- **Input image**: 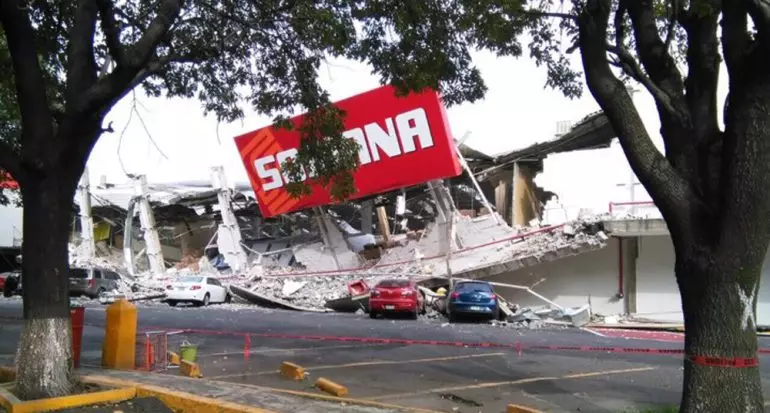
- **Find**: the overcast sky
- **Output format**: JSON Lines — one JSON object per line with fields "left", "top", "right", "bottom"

{"left": 86, "top": 49, "right": 729, "bottom": 219}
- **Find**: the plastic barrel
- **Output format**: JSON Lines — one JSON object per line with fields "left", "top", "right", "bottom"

{"left": 70, "top": 306, "right": 85, "bottom": 369}
{"left": 180, "top": 345, "right": 198, "bottom": 363}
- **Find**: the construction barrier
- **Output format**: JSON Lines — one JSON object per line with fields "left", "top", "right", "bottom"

{"left": 136, "top": 327, "right": 770, "bottom": 370}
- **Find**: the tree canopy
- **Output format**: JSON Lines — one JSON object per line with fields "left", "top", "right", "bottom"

{"left": 0, "top": 0, "right": 582, "bottom": 201}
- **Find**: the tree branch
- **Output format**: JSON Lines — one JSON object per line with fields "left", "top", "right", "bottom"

{"left": 126, "top": 0, "right": 183, "bottom": 68}
{"left": 682, "top": 2, "right": 720, "bottom": 139}
{"left": 746, "top": 0, "right": 770, "bottom": 44}
{"left": 0, "top": 0, "right": 54, "bottom": 144}
{"left": 722, "top": 2, "right": 752, "bottom": 79}
{"left": 66, "top": 0, "right": 99, "bottom": 106}
{"left": 609, "top": 2, "right": 684, "bottom": 123}
{"left": 614, "top": 2, "right": 627, "bottom": 49}
{"left": 606, "top": 45, "right": 681, "bottom": 118}
{"left": 579, "top": 0, "right": 696, "bottom": 244}
{"left": 96, "top": 0, "right": 126, "bottom": 66}
{"left": 70, "top": 0, "right": 183, "bottom": 119}
{"left": 663, "top": 0, "right": 678, "bottom": 52}
{"left": 625, "top": 0, "right": 689, "bottom": 125}
{"left": 524, "top": 10, "right": 576, "bottom": 21}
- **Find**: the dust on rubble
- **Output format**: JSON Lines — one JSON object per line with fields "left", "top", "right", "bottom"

{"left": 51, "top": 213, "right": 609, "bottom": 330}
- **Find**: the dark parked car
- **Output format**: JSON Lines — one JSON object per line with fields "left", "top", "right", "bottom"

{"left": 447, "top": 280, "right": 499, "bottom": 322}
{"left": 69, "top": 268, "right": 122, "bottom": 298}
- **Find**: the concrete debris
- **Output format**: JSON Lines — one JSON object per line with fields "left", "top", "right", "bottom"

{"left": 229, "top": 284, "right": 328, "bottom": 312}
{"left": 245, "top": 273, "right": 409, "bottom": 311}
{"left": 60, "top": 196, "right": 611, "bottom": 320}
{"left": 282, "top": 280, "right": 307, "bottom": 296}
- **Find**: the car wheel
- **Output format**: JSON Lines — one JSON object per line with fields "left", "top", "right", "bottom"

{"left": 94, "top": 287, "right": 106, "bottom": 299}
{"left": 202, "top": 293, "right": 210, "bottom": 306}
{"left": 448, "top": 312, "right": 456, "bottom": 323}
{"left": 167, "top": 300, "right": 178, "bottom": 307}
{"left": 224, "top": 294, "right": 232, "bottom": 303}
{"left": 411, "top": 309, "right": 419, "bottom": 320}
{"left": 369, "top": 310, "right": 378, "bottom": 319}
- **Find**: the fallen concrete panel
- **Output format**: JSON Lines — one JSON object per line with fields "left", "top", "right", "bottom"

{"left": 453, "top": 241, "right": 607, "bottom": 280}
{"left": 100, "top": 293, "right": 167, "bottom": 305}
{"left": 602, "top": 218, "right": 668, "bottom": 237}
{"left": 324, "top": 296, "right": 369, "bottom": 313}
{"left": 229, "top": 285, "right": 328, "bottom": 313}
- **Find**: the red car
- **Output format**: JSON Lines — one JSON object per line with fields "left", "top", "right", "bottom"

{"left": 369, "top": 278, "right": 424, "bottom": 319}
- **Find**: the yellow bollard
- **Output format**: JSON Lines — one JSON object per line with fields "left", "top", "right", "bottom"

{"left": 279, "top": 362, "right": 305, "bottom": 381}
{"left": 315, "top": 377, "right": 348, "bottom": 397}
{"left": 102, "top": 298, "right": 137, "bottom": 369}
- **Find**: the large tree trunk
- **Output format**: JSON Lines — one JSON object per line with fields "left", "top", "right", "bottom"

{"left": 15, "top": 173, "right": 77, "bottom": 399}
{"left": 677, "top": 254, "right": 764, "bottom": 413}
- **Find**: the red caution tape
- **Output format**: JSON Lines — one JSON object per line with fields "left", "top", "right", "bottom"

{"left": 688, "top": 355, "right": 759, "bottom": 368}
{"left": 136, "top": 326, "right": 770, "bottom": 363}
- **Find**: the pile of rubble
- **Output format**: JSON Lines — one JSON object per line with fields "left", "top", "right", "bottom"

{"left": 236, "top": 273, "right": 409, "bottom": 310}
{"left": 57, "top": 212, "right": 607, "bottom": 328}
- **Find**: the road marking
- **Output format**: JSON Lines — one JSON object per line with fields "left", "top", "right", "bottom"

{"left": 580, "top": 327, "right": 606, "bottom": 337}
{"left": 205, "top": 379, "right": 446, "bottom": 413}
{"left": 207, "top": 351, "right": 506, "bottom": 380}
{"left": 369, "top": 366, "right": 657, "bottom": 401}
{"left": 198, "top": 343, "right": 389, "bottom": 358}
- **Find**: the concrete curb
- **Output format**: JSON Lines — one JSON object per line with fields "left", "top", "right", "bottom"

{"left": 0, "top": 380, "right": 136, "bottom": 413}
{"left": 83, "top": 375, "right": 276, "bottom": 413}
{"left": 213, "top": 379, "right": 446, "bottom": 413}
{"left": 507, "top": 404, "right": 545, "bottom": 413}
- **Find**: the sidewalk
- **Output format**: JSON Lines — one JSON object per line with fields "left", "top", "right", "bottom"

{"left": 80, "top": 368, "right": 424, "bottom": 413}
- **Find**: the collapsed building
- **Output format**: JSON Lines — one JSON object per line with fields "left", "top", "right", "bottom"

{"left": 60, "top": 111, "right": 626, "bottom": 327}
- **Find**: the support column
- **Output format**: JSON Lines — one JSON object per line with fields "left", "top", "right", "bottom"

{"left": 211, "top": 166, "right": 248, "bottom": 272}
{"left": 512, "top": 162, "right": 540, "bottom": 227}
{"left": 494, "top": 178, "right": 510, "bottom": 225}
{"left": 361, "top": 200, "right": 373, "bottom": 234}
{"left": 624, "top": 237, "right": 639, "bottom": 315}
{"left": 133, "top": 175, "right": 165, "bottom": 276}
{"left": 77, "top": 168, "right": 95, "bottom": 260}
{"left": 314, "top": 207, "right": 341, "bottom": 270}
{"left": 376, "top": 206, "right": 391, "bottom": 243}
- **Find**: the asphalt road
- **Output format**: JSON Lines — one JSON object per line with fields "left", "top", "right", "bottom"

{"left": 1, "top": 298, "right": 770, "bottom": 413}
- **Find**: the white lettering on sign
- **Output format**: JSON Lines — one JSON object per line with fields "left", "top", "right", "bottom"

{"left": 253, "top": 107, "right": 435, "bottom": 192}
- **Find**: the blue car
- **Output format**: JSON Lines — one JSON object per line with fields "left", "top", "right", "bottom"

{"left": 447, "top": 281, "right": 499, "bottom": 322}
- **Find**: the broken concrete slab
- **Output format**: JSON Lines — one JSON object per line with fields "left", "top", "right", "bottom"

{"left": 229, "top": 285, "right": 329, "bottom": 313}
{"left": 281, "top": 280, "right": 307, "bottom": 296}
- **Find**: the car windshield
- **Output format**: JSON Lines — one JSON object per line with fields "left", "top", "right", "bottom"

{"left": 69, "top": 269, "right": 89, "bottom": 279}
{"left": 455, "top": 282, "right": 492, "bottom": 292}
{"left": 178, "top": 276, "right": 203, "bottom": 284}
{"left": 377, "top": 279, "right": 410, "bottom": 288}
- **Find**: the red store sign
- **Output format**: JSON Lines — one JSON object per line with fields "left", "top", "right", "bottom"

{"left": 234, "top": 85, "right": 462, "bottom": 218}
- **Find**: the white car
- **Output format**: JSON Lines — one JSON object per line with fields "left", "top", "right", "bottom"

{"left": 164, "top": 275, "right": 231, "bottom": 307}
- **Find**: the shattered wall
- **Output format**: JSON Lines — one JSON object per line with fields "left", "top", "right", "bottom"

{"left": 484, "top": 237, "right": 623, "bottom": 316}
{"left": 292, "top": 214, "right": 361, "bottom": 271}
